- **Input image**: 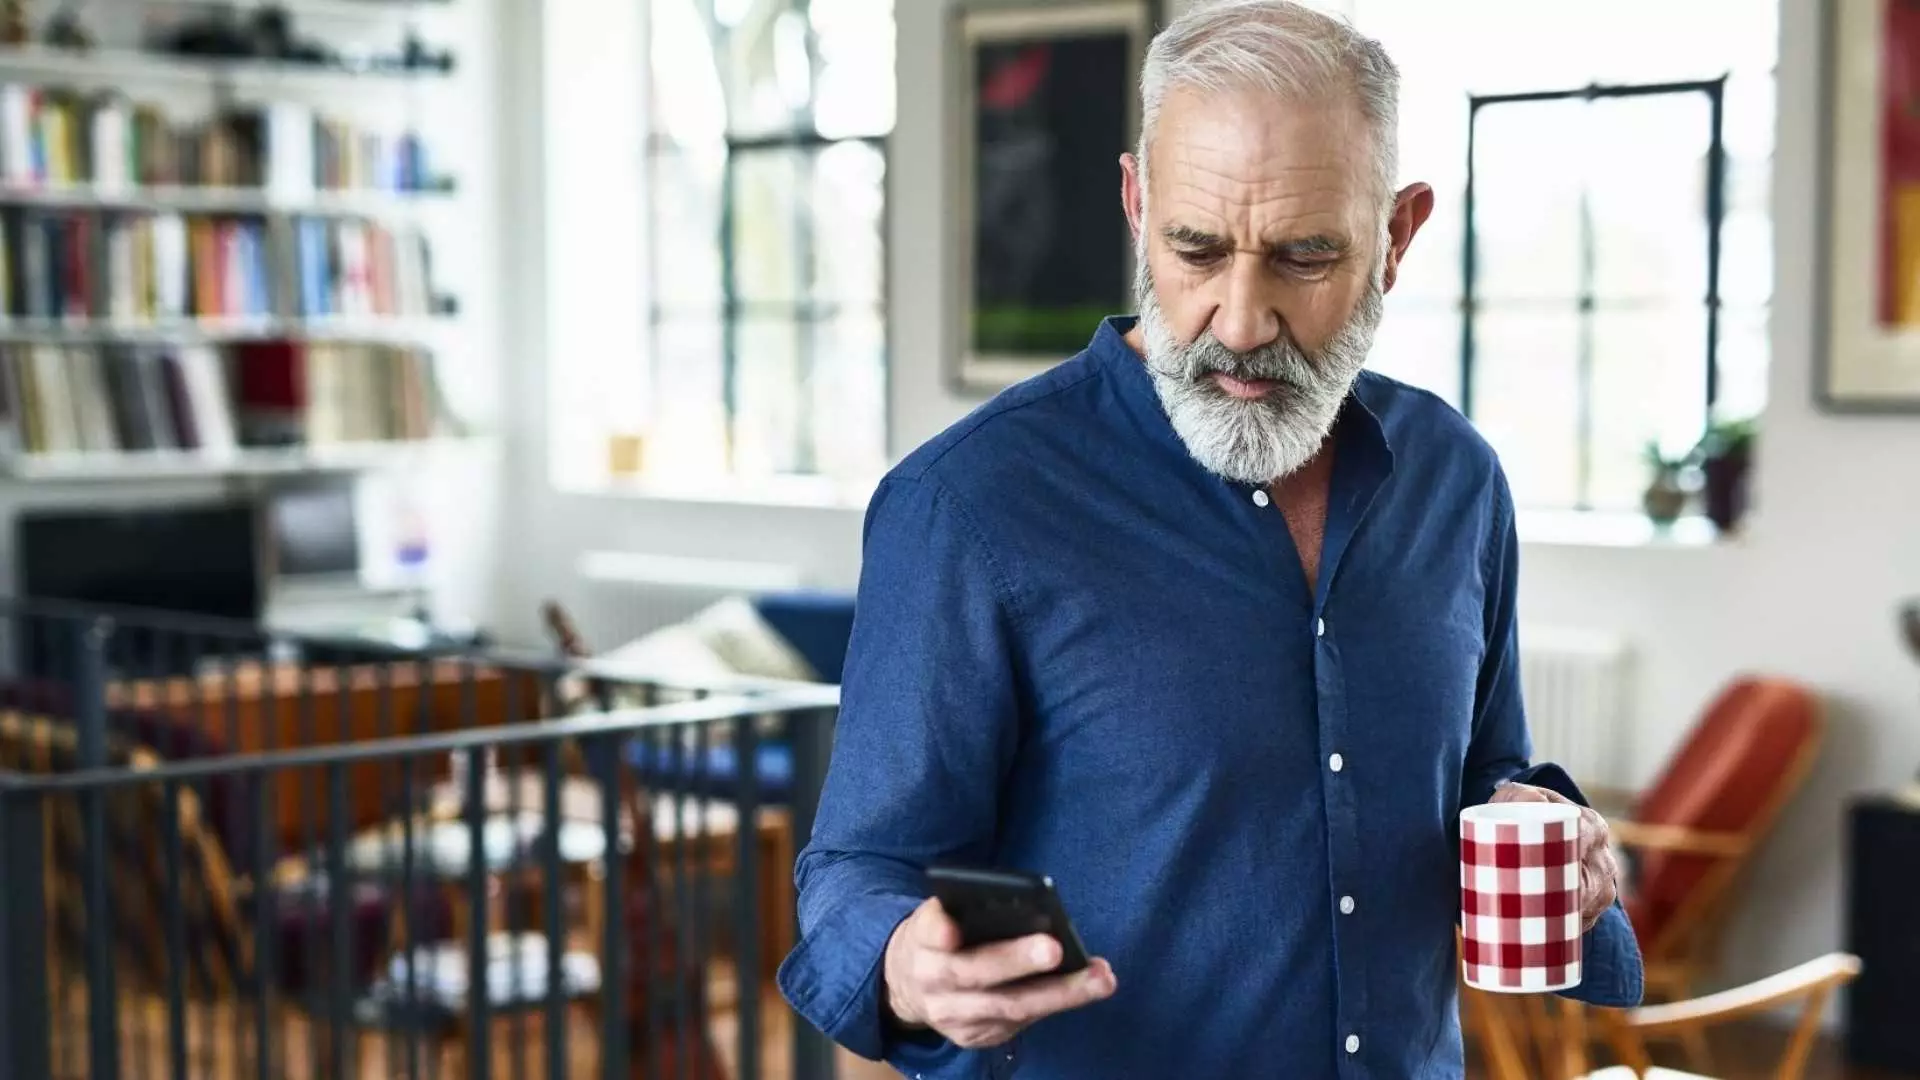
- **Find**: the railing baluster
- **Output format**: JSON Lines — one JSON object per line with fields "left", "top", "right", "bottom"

{"left": 691, "top": 717, "right": 710, "bottom": 1075}
{"left": 668, "top": 716, "right": 690, "bottom": 1080}
{"left": 75, "top": 616, "right": 120, "bottom": 1080}
{"left": 645, "top": 726, "right": 663, "bottom": 1080}
{"left": 327, "top": 762, "right": 352, "bottom": 1080}
{"left": 161, "top": 779, "right": 189, "bottom": 1080}
{"left": 465, "top": 741, "right": 492, "bottom": 1080}
{"left": 597, "top": 733, "right": 627, "bottom": 1080}
{"left": 127, "top": 624, "right": 157, "bottom": 1080}
{"left": 733, "top": 712, "right": 762, "bottom": 1080}
{"left": 297, "top": 658, "right": 323, "bottom": 1080}
{"left": 185, "top": 633, "right": 218, "bottom": 1080}
{"left": 540, "top": 735, "right": 566, "bottom": 1080}
{"left": 400, "top": 721, "right": 423, "bottom": 1080}
{"left": 504, "top": 674, "right": 529, "bottom": 1080}
{"left": 252, "top": 756, "right": 278, "bottom": 1080}
{"left": 0, "top": 785, "right": 52, "bottom": 1080}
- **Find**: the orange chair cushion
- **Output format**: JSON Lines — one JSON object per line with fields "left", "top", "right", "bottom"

{"left": 1626, "top": 677, "right": 1818, "bottom": 948}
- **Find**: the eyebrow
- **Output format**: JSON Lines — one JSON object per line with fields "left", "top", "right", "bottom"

{"left": 1160, "top": 225, "right": 1350, "bottom": 260}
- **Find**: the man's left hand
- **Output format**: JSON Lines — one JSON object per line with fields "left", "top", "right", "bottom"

{"left": 1488, "top": 782, "right": 1620, "bottom": 932}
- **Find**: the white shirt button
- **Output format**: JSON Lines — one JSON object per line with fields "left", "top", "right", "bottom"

{"left": 1329, "top": 753, "right": 1345, "bottom": 773}
{"left": 1315, "top": 617, "right": 1326, "bottom": 637}
{"left": 1345, "top": 1034, "right": 1360, "bottom": 1054}
{"left": 1340, "top": 895, "right": 1355, "bottom": 915}
{"left": 1252, "top": 489, "right": 1270, "bottom": 508}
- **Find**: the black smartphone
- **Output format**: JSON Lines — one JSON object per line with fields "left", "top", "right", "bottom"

{"left": 924, "top": 864, "right": 1091, "bottom": 978}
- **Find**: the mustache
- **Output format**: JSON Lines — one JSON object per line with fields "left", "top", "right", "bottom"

{"left": 1174, "top": 333, "right": 1316, "bottom": 387}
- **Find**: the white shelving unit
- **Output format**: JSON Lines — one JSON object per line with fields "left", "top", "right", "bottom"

{"left": 0, "top": 436, "right": 491, "bottom": 482}
{"left": 0, "top": 44, "right": 453, "bottom": 94}
{"left": 220, "top": 0, "right": 457, "bottom": 19}
{"left": 0, "top": 315, "right": 457, "bottom": 346}
{"left": 0, "top": 183, "right": 450, "bottom": 218}
{"left": 0, "top": 7, "right": 485, "bottom": 486}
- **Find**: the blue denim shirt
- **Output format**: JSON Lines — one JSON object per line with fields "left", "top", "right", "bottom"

{"left": 777, "top": 318, "right": 1643, "bottom": 1078}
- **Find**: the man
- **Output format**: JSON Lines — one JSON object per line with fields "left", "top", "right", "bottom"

{"left": 778, "top": 2, "right": 1642, "bottom": 1076}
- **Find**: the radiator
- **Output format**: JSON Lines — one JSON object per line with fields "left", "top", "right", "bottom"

{"left": 564, "top": 551, "right": 808, "bottom": 650}
{"left": 1518, "top": 625, "right": 1634, "bottom": 794}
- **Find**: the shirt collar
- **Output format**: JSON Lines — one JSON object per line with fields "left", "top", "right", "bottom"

{"left": 1087, "top": 314, "right": 1396, "bottom": 486}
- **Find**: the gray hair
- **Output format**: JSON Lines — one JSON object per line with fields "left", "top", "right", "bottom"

{"left": 1138, "top": 0, "right": 1401, "bottom": 214}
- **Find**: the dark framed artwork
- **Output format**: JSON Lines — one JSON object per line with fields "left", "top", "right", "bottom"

{"left": 1818, "top": 0, "right": 1920, "bottom": 410}
{"left": 948, "top": 1, "right": 1150, "bottom": 392}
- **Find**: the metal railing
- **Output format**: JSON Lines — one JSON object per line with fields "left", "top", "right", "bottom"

{"left": 0, "top": 599, "right": 840, "bottom": 1080}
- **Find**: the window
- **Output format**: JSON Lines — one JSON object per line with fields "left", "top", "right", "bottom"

{"left": 1466, "top": 81, "right": 1727, "bottom": 511}
{"left": 544, "top": 0, "right": 894, "bottom": 493}
{"left": 1299, "top": 0, "right": 1777, "bottom": 512}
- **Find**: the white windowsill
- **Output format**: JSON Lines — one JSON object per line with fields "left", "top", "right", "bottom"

{"left": 1517, "top": 510, "right": 1730, "bottom": 550}
{"left": 556, "top": 470, "right": 882, "bottom": 512}
{"left": 559, "top": 475, "right": 1733, "bottom": 549}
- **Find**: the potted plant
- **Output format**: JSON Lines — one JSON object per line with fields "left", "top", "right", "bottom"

{"left": 1641, "top": 441, "right": 1690, "bottom": 525}
{"left": 1694, "top": 418, "right": 1756, "bottom": 533}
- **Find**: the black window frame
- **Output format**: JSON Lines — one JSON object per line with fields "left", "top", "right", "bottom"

{"left": 1460, "top": 76, "right": 1729, "bottom": 512}
{"left": 642, "top": 2, "right": 894, "bottom": 479}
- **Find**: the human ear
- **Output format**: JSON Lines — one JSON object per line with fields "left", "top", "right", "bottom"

{"left": 1120, "top": 152, "right": 1146, "bottom": 245}
{"left": 1381, "top": 182, "right": 1435, "bottom": 294}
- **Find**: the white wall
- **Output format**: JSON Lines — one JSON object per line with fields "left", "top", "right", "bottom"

{"left": 500, "top": 0, "right": 1914, "bottom": 995}
{"left": 493, "top": 0, "right": 978, "bottom": 645}
{"left": 1521, "top": 0, "right": 1920, "bottom": 993}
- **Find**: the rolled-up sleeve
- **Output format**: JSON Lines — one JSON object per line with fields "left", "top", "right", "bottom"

{"left": 776, "top": 473, "right": 1022, "bottom": 1073}
{"left": 1459, "top": 469, "right": 1645, "bottom": 1010}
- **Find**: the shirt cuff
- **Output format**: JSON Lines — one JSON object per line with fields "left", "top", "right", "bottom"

{"left": 1563, "top": 902, "right": 1645, "bottom": 1008}
{"left": 1505, "top": 762, "right": 1590, "bottom": 806}
{"left": 777, "top": 890, "right": 967, "bottom": 1072}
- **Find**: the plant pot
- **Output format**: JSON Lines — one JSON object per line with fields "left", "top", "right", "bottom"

{"left": 1642, "top": 475, "right": 1687, "bottom": 524}
{"left": 1702, "top": 446, "right": 1751, "bottom": 532}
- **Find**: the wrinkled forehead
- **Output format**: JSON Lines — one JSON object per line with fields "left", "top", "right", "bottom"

{"left": 1146, "top": 86, "right": 1379, "bottom": 238}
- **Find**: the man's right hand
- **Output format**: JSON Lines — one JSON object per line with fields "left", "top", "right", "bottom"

{"left": 882, "top": 896, "right": 1118, "bottom": 1050}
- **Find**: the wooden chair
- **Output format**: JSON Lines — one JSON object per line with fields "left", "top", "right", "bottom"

{"left": 1590, "top": 954, "right": 1860, "bottom": 1080}
{"left": 1470, "top": 954, "right": 1860, "bottom": 1080}
{"left": 1609, "top": 678, "right": 1822, "bottom": 1003}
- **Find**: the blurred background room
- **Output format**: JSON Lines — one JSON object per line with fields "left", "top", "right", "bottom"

{"left": 0, "top": 0, "right": 1913, "bottom": 1077}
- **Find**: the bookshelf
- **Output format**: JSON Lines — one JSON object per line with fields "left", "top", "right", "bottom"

{"left": 0, "top": 436, "right": 485, "bottom": 481}
{"left": 224, "top": 0, "right": 458, "bottom": 20}
{"left": 0, "top": 183, "right": 448, "bottom": 219}
{"left": 0, "top": 9, "right": 480, "bottom": 484}
{"left": 0, "top": 316, "right": 452, "bottom": 345}
{"left": 0, "top": 45, "right": 454, "bottom": 94}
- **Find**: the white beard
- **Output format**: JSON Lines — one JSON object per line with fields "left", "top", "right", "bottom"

{"left": 1135, "top": 256, "right": 1385, "bottom": 485}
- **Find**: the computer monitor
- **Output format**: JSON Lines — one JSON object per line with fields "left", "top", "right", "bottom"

{"left": 266, "top": 481, "right": 360, "bottom": 581}
{"left": 15, "top": 502, "right": 265, "bottom": 676}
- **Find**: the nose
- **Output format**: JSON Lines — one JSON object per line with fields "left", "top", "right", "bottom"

{"left": 1209, "top": 256, "right": 1282, "bottom": 355}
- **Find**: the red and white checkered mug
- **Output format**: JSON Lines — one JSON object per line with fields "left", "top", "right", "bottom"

{"left": 1460, "top": 801, "right": 1583, "bottom": 993}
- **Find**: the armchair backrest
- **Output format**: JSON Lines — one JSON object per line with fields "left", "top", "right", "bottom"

{"left": 1628, "top": 676, "right": 1820, "bottom": 948}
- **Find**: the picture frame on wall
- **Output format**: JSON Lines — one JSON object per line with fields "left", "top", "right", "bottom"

{"left": 948, "top": 0, "right": 1151, "bottom": 393}
{"left": 1817, "top": 0, "right": 1920, "bottom": 411}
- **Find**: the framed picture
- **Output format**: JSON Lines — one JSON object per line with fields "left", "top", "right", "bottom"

{"left": 948, "top": 1, "right": 1150, "bottom": 393}
{"left": 1818, "top": 0, "right": 1920, "bottom": 410}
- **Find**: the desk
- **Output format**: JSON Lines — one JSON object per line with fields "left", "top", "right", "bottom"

{"left": 112, "top": 661, "right": 546, "bottom": 852}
